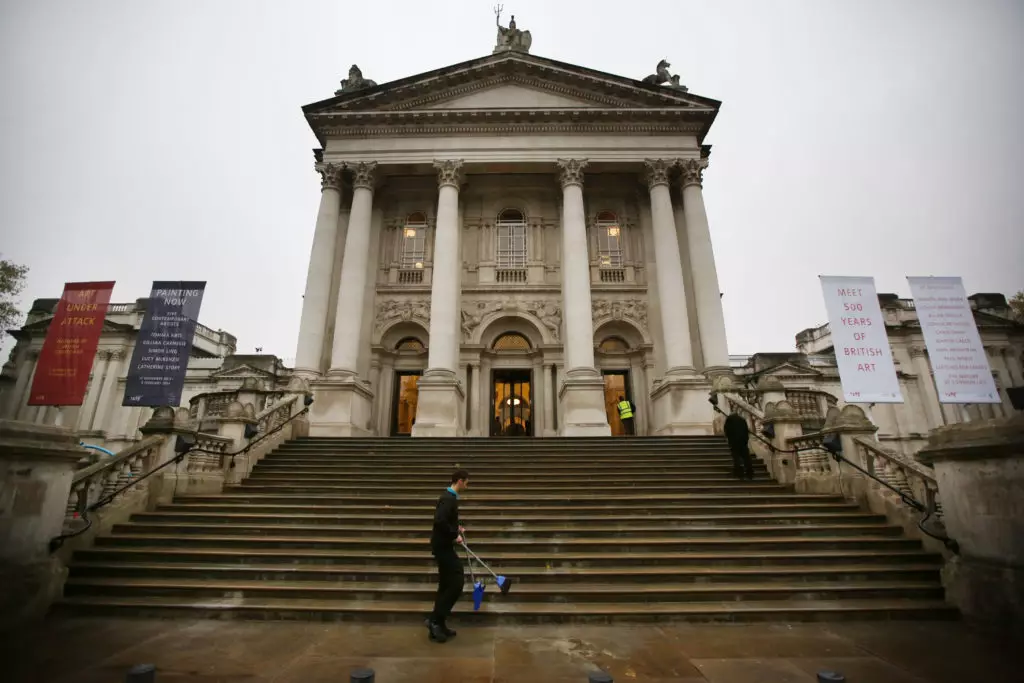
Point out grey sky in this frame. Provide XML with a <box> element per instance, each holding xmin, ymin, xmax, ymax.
<box><xmin>2</xmin><ymin>0</ymin><xmax>1022</xmax><ymax>362</ymax></box>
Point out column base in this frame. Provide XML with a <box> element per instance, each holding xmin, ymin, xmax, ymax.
<box><xmin>308</xmin><ymin>377</ymin><xmax>375</xmax><ymax>437</ymax></box>
<box><xmin>411</xmin><ymin>369</ymin><xmax>465</xmax><ymax>438</ymax></box>
<box><xmin>558</xmin><ymin>368</ymin><xmax>611</xmax><ymax>437</ymax></box>
<box><xmin>650</xmin><ymin>372</ymin><xmax>715</xmax><ymax>435</ymax></box>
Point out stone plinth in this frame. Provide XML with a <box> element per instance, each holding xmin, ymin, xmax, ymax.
<box><xmin>308</xmin><ymin>377</ymin><xmax>374</xmax><ymax>437</ymax></box>
<box><xmin>917</xmin><ymin>414</ymin><xmax>1024</xmax><ymax>631</ymax></box>
<box><xmin>650</xmin><ymin>374</ymin><xmax>714</xmax><ymax>435</ymax></box>
<box><xmin>558</xmin><ymin>369</ymin><xmax>612</xmax><ymax>437</ymax></box>
<box><xmin>411</xmin><ymin>370</ymin><xmax>464</xmax><ymax>437</ymax></box>
<box><xmin>0</xmin><ymin>420</ymin><xmax>88</xmax><ymax>628</ymax></box>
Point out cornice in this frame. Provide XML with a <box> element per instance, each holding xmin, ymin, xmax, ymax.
<box><xmin>320</xmin><ymin>120</ymin><xmax>705</xmax><ymax>138</ymax></box>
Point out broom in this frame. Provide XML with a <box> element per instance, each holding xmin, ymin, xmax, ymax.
<box><xmin>461</xmin><ymin>533</ymin><xmax>513</xmax><ymax>610</ymax></box>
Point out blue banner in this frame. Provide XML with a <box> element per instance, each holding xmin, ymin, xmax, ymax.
<box><xmin>123</xmin><ymin>281</ymin><xmax>206</xmax><ymax>407</ymax></box>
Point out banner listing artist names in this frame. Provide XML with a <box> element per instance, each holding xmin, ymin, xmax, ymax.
<box><xmin>907</xmin><ymin>276</ymin><xmax>999</xmax><ymax>404</ymax></box>
<box><xmin>123</xmin><ymin>281</ymin><xmax>206</xmax><ymax>407</ymax></box>
<box><xmin>28</xmin><ymin>281</ymin><xmax>116</xmax><ymax>406</ymax></box>
<box><xmin>819</xmin><ymin>275</ymin><xmax>903</xmax><ymax>403</ymax></box>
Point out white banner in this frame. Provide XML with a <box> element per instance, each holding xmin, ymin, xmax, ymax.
<box><xmin>820</xmin><ymin>276</ymin><xmax>903</xmax><ymax>403</ymax></box>
<box><xmin>907</xmin><ymin>276</ymin><xmax>1000</xmax><ymax>404</ymax></box>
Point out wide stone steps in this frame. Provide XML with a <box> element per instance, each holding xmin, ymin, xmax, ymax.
<box><xmin>58</xmin><ymin>435</ymin><xmax>953</xmax><ymax>623</ymax></box>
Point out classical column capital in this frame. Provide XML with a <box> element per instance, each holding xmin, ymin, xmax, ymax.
<box><xmin>557</xmin><ymin>158</ymin><xmax>589</xmax><ymax>189</ymax></box>
<box><xmin>644</xmin><ymin>159</ymin><xmax>676</xmax><ymax>189</ymax></box>
<box><xmin>96</xmin><ymin>350</ymin><xmax>112</xmax><ymax>361</ymax></box>
<box><xmin>316</xmin><ymin>162</ymin><xmax>344</xmax><ymax>192</ymax></box>
<box><xmin>434</xmin><ymin>159</ymin><xmax>465</xmax><ymax>189</ymax></box>
<box><xmin>348</xmin><ymin>161</ymin><xmax>378</xmax><ymax>191</ymax></box>
<box><xmin>109</xmin><ymin>349</ymin><xmax>126</xmax><ymax>361</ymax></box>
<box><xmin>679</xmin><ymin>157</ymin><xmax>709</xmax><ymax>188</ymax></box>
<box><xmin>910</xmin><ymin>346</ymin><xmax>928</xmax><ymax>358</ymax></box>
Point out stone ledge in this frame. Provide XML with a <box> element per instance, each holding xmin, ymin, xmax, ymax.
<box><xmin>917</xmin><ymin>414</ymin><xmax>1024</xmax><ymax>464</ymax></box>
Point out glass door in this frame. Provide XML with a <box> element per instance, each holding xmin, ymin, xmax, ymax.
<box><xmin>491</xmin><ymin>370</ymin><xmax>532</xmax><ymax>436</ymax></box>
<box><xmin>390</xmin><ymin>372</ymin><xmax>421</xmax><ymax>436</ymax></box>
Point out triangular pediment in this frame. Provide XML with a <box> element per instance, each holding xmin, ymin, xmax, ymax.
<box><xmin>210</xmin><ymin>364</ymin><xmax>274</xmax><ymax>379</ymax></box>
<box><xmin>762</xmin><ymin>362</ymin><xmax>828</xmax><ymax>378</ymax></box>
<box><xmin>424</xmin><ymin>82</ymin><xmax>600</xmax><ymax>110</ymax></box>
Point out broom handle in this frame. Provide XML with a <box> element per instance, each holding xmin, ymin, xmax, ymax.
<box><xmin>461</xmin><ymin>539</ymin><xmax>501</xmax><ymax>581</ymax></box>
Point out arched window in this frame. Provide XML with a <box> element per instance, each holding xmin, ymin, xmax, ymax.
<box><xmin>401</xmin><ymin>212</ymin><xmax>428</xmax><ymax>269</ymax></box>
<box><xmin>496</xmin><ymin>208</ymin><xmax>527</xmax><ymax>270</ymax></box>
<box><xmin>599</xmin><ymin>336</ymin><xmax>630</xmax><ymax>353</ymax></box>
<box><xmin>492</xmin><ymin>332</ymin><xmax>531</xmax><ymax>351</ymax></box>
<box><xmin>596</xmin><ymin>211</ymin><xmax>623</xmax><ymax>268</ymax></box>
<box><xmin>395</xmin><ymin>337</ymin><xmax>425</xmax><ymax>351</ymax></box>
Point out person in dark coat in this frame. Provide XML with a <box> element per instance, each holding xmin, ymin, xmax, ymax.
<box><xmin>723</xmin><ymin>412</ymin><xmax>754</xmax><ymax>480</ymax></box>
<box><xmin>426</xmin><ymin>469</ymin><xmax>470</xmax><ymax>643</ymax></box>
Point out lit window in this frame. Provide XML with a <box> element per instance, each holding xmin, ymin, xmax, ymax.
<box><xmin>596</xmin><ymin>211</ymin><xmax>623</xmax><ymax>268</ymax></box>
<box><xmin>599</xmin><ymin>337</ymin><xmax>630</xmax><ymax>353</ymax></box>
<box><xmin>496</xmin><ymin>208</ymin><xmax>527</xmax><ymax>270</ymax></box>
<box><xmin>396</xmin><ymin>337</ymin><xmax>425</xmax><ymax>351</ymax></box>
<box><xmin>401</xmin><ymin>212</ymin><xmax>427</xmax><ymax>269</ymax></box>
<box><xmin>492</xmin><ymin>332</ymin><xmax>531</xmax><ymax>351</ymax></box>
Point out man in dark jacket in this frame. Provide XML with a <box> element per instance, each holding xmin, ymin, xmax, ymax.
<box><xmin>427</xmin><ymin>469</ymin><xmax>470</xmax><ymax>643</ymax></box>
<box><xmin>723</xmin><ymin>412</ymin><xmax>754</xmax><ymax>480</ymax></box>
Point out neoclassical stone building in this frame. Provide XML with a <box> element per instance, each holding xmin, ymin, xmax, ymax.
<box><xmin>292</xmin><ymin>34</ymin><xmax>731</xmax><ymax>437</ymax></box>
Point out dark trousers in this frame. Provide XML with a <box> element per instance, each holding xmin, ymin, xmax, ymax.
<box><xmin>729</xmin><ymin>442</ymin><xmax>753</xmax><ymax>479</ymax></box>
<box><xmin>621</xmin><ymin>416</ymin><xmax>635</xmax><ymax>435</ymax></box>
<box><xmin>430</xmin><ymin>546</ymin><xmax>465</xmax><ymax>623</ymax></box>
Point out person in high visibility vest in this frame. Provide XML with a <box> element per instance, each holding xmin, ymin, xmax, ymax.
<box><xmin>616</xmin><ymin>395</ymin><xmax>635</xmax><ymax>435</ymax></box>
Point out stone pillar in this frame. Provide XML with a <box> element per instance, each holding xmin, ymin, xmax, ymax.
<box><xmin>368</xmin><ymin>360</ymin><xmax>381</xmax><ymax>434</ymax></box>
<box><xmin>762</xmin><ymin>401</ymin><xmax>804</xmax><ymax>485</ymax></box>
<box><xmin>294</xmin><ymin>163</ymin><xmax>344</xmax><ymax>378</ymax></box>
<box><xmin>309</xmin><ymin>162</ymin><xmax>377</xmax><ymax>436</ymax></box>
<box><xmin>679</xmin><ymin>156</ymin><xmax>730</xmax><ymax>375</ymax></box>
<box><xmin>5</xmin><ymin>352</ymin><xmax>36</xmax><ymax>420</ymax></box>
<box><xmin>555</xmin><ymin>159</ymin><xmax>610</xmax><ymax>436</ymax></box>
<box><xmin>542</xmin><ymin>361</ymin><xmax>555</xmax><ymax>436</ymax></box>
<box><xmin>645</xmin><ymin>159</ymin><xmax>713</xmax><ymax>435</ymax></box>
<box><xmin>16</xmin><ymin>353</ymin><xmax>41</xmax><ymax>422</ymax></box>
<box><xmin>469</xmin><ymin>362</ymin><xmax>481</xmax><ymax>435</ymax></box>
<box><xmin>91</xmin><ymin>350</ymin><xmax>124</xmax><ymax>436</ymax></box>
<box><xmin>479</xmin><ymin>355</ymin><xmax>492</xmax><ymax>436</ymax></box>
<box><xmin>916</xmin><ymin>415</ymin><xmax>1024</xmax><ymax>631</ymax></box>
<box><xmin>1004</xmin><ymin>348</ymin><xmax>1024</xmax><ymax>385</ymax></box>
<box><xmin>413</xmin><ymin>160</ymin><xmax>466</xmax><ymax>437</ymax></box>
<box><xmin>911</xmin><ymin>347</ymin><xmax>945</xmax><ymax>430</ymax></box>
<box><xmin>532</xmin><ymin>354</ymin><xmax>544</xmax><ymax>435</ymax></box>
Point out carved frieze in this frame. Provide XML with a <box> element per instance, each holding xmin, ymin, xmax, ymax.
<box><xmin>375</xmin><ymin>298</ymin><xmax>431</xmax><ymax>334</ymax></box>
<box><xmin>592</xmin><ymin>298</ymin><xmax>649</xmax><ymax>330</ymax></box>
<box><xmin>460</xmin><ymin>298</ymin><xmax>562</xmax><ymax>342</ymax></box>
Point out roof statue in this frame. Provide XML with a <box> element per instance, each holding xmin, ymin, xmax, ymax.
<box><xmin>493</xmin><ymin>5</ymin><xmax>532</xmax><ymax>54</ymax></box>
<box><xmin>642</xmin><ymin>59</ymin><xmax>688</xmax><ymax>93</ymax></box>
<box><xmin>335</xmin><ymin>64</ymin><xmax>377</xmax><ymax>95</ymax></box>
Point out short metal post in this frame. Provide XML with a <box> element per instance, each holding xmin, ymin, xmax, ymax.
<box><xmin>588</xmin><ymin>672</ymin><xmax>613</xmax><ymax>683</ymax></box>
<box><xmin>125</xmin><ymin>664</ymin><xmax>156</xmax><ymax>683</ymax></box>
<box><xmin>351</xmin><ymin>668</ymin><xmax>375</xmax><ymax>683</ymax></box>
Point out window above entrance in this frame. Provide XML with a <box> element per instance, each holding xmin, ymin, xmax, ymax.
<box><xmin>599</xmin><ymin>336</ymin><xmax>630</xmax><ymax>353</ymax></box>
<box><xmin>493</xmin><ymin>332</ymin><xmax>531</xmax><ymax>351</ymax></box>
<box><xmin>395</xmin><ymin>337</ymin><xmax>425</xmax><ymax>351</ymax></box>
<box><xmin>596</xmin><ymin>211</ymin><xmax>623</xmax><ymax>268</ymax></box>
<box><xmin>401</xmin><ymin>212</ymin><xmax>428</xmax><ymax>270</ymax></box>
<box><xmin>496</xmin><ymin>208</ymin><xmax>527</xmax><ymax>271</ymax></box>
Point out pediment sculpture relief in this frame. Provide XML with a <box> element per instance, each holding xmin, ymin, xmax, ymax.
<box><xmin>375</xmin><ymin>299</ymin><xmax>431</xmax><ymax>333</ymax></box>
<box><xmin>460</xmin><ymin>299</ymin><xmax>562</xmax><ymax>341</ymax></box>
<box><xmin>592</xmin><ymin>298</ymin><xmax>649</xmax><ymax>330</ymax></box>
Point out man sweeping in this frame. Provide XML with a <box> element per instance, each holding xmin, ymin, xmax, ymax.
<box><xmin>426</xmin><ymin>469</ymin><xmax>470</xmax><ymax>643</ymax></box>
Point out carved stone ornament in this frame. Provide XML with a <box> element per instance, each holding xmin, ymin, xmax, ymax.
<box><xmin>523</xmin><ymin>300</ymin><xmax>562</xmax><ymax>341</ymax></box>
<box><xmin>641</xmin><ymin>59</ymin><xmax>688</xmax><ymax>92</ymax></box>
<box><xmin>644</xmin><ymin>159</ymin><xmax>676</xmax><ymax>189</ymax></box>
<box><xmin>461</xmin><ymin>300</ymin><xmax>504</xmax><ymax>340</ymax></box>
<box><xmin>493</xmin><ymin>8</ymin><xmax>532</xmax><ymax>54</ymax></box>
<box><xmin>592</xmin><ymin>298</ymin><xmax>649</xmax><ymax>331</ymax></box>
<box><xmin>909</xmin><ymin>346</ymin><xmax>928</xmax><ymax>358</ymax></box>
<box><xmin>316</xmin><ymin>162</ymin><xmax>344</xmax><ymax>191</ymax></box>
<box><xmin>348</xmin><ymin>161</ymin><xmax>378</xmax><ymax>190</ymax></box>
<box><xmin>679</xmin><ymin>158</ymin><xmax>709</xmax><ymax>188</ymax></box>
<box><xmin>335</xmin><ymin>64</ymin><xmax>377</xmax><ymax>95</ymax></box>
<box><xmin>434</xmin><ymin>159</ymin><xmax>465</xmax><ymax>189</ymax></box>
<box><xmin>375</xmin><ymin>299</ymin><xmax>431</xmax><ymax>333</ymax></box>
<box><xmin>460</xmin><ymin>299</ymin><xmax>562</xmax><ymax>342</ymax></box>
<box><xmin>556</xmin><ymin>158</ymin><xmax>589</xmax><ymax>189</ymax></box>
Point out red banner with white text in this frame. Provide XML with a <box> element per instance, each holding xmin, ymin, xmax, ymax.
<box><xmin>27</xmin><ymin>281</ymin><xmax>116</xmax><ymax>406</ymax></box>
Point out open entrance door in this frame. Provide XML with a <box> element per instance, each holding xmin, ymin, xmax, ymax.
<box><xmin>390</xmin><ymin>372</ymin><xmax>421</xmax><ymax>436</ymax></box>
<box><xmin>602</xmin><ymin>370</ymin><xmax>633</xmax><ymax>436</ymax></box>
<box><xmin>491</xmin><ymin>369</ymin><xmax>533</xmax><ymax>436</ymax></box>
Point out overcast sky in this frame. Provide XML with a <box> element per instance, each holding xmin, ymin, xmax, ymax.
<box><xmin>2</xmin><ymin>0</ymin><xmax>1022</xmax><ymax>362</ymax></box>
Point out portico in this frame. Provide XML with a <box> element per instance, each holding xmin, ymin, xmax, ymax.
<box><xmin>293</xmin><ymin>35</ymin><xmax>730</xmax><ymax>437</ymax></box>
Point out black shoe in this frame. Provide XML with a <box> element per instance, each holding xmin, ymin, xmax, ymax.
<box><xmin>426</xmin><ymin>620</ymin><xmax>448</xmax><ymax>643</ymax></box>
<box><xmin>441</xmin><ymin>622</ymin><xmax>457</xmax><ymax>638</ymax></box>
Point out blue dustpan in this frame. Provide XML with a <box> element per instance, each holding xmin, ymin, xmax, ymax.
<box><xmin>472</xmin><ymin>580</ymin><xmax>485</xmax><ymax>610</ymax></box>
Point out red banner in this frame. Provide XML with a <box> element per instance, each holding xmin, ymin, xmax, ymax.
<box><xmin>28</xmin><ymin>281</ymin><xmax>116</xmax><ymax>406</ymax></box>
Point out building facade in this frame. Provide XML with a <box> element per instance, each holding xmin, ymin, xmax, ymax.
<box><xmin>294</xmin><ymin>30</ymin><xmax>731</xmax><ymax>437</ymax></box>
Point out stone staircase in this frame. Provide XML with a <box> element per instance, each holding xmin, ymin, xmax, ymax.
<box><xmin>57</xmin><ymin>436</ymin><xmax>956</xmax><ymax>623</ymax></box>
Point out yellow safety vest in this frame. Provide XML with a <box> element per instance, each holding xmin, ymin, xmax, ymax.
<box><xmin>617</xmin><ymin>400</ymin><xmax>633</xmax><ymax>419</ymax></box>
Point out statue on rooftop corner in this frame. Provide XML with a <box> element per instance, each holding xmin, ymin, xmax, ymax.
<box><xmin>335</xmin><ymin>65</ymin><xmax>377</xmax><ymax>95</ymax></box>
<box><xmin>493</xmin><ymin>5</ymin><xmax>532</xmax><ymax>54</ymax></box>
<box><xmin>642</xmin><ymin>59</ymin><xmax>689</xmax><ymax>92</ymax></box>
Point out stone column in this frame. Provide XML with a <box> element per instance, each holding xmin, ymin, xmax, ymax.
<box><xmin>368</xmin><ymin>360</ymin><xmax>381</xmax><ymax>434</ymax></box>
<box><xmin>532</xmin><ymin>354</ymin><xmax>544</xmax><ymax>435</ymax></box>
<box><xmin>542</xmin><ymin>361</ymin><xmax>555</xmax><ymax>436</ymax></box>
<box><xmin>469</xmin><ymin>361</ymin><xmax>481</xmax><ymax>435</ymax></box>
<box><xmin>679</xmin><ymin>157</ymin><xmax>730</xmax><ymax>375</ymax></box>
<box><xmin>413</xmin><ymin>160</ymin><xmax>466</xmax><ymax>437</ymax></box>
<box><xmin>91</xmin><ymin>350</ymin><xmax>125</xmax><ymax>436</ymax></box>
<box><xmin>911</xmin><ymin>347</ymin><xmax>945</xmax><ymax>430</ymax></box>
<box><xmin>1003</xmin><ymin>348</ymin><xmax>1023</xmax><ymax>385</ymax></box>
<box><xmin>309</xmin><ymin>162</ymin><xmax>378</xmax><ymax>437</ymax></box>
<box><xmin>479</xmin><ymin>355</ymin><xmax>492</xmax><ymax>436</ymax></box>
<box><xmin>555</xmin><ymin>159</ymin><xmax>610</xmax><ymax>436</ymax></box>
<box><xmin>645</xmin><ymin>159</ymin><xmax>713</xmax><ymax>435</ymax></box>
<box><xmin>294</xmin><ymin>163</ymin><xmax>344</xmax><ymax>378</ymax></box>
<box><xmin>77</xmin><ymin>351</ymin><xmax>109</xmax><ymax>431</ymax></box>
<box><xmin>15</xmin><ymin>353</ymin><xmax>41</xmax><ymax>421</ymax></box>
<box><xmin>4</xmin><ymin>352</ymin><xmax>35</xmax><ymax>420</ymax></box>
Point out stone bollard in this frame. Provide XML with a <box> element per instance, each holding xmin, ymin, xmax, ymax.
<box><xmin>588</xmin><ymin>671</ymin><xmax>613</xmax><ymax>683</ymax></box>
<box><xmin>125</xmin><ymin>663</ymin><xmax>156</xmax><ymax>683</ymax></box>
<box><xmin>350</xmin><ymin>668</ymin><xmax>375</xmax><ymax>682</ymax></box>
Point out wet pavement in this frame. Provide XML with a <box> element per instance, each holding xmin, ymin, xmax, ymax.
<box><xmin>3</xmin><ymin>617</ymin><xmax>1017</xmax><ymax>682</ymax></box>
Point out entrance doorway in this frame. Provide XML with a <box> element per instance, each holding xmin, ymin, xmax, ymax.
<box><xmin>390</xmin><ymin>372</ymin><xmax>421</xmax><ymax>436</ymax></box>
<box><xmin>491</xmin><ymin>369</ymin><xmax>533</xmax><ymax>437</ymax></box>
<box><xmin>602</xmin><ymin>370</ymin><xmax>633</xmax><ymax>436</ymax></box>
